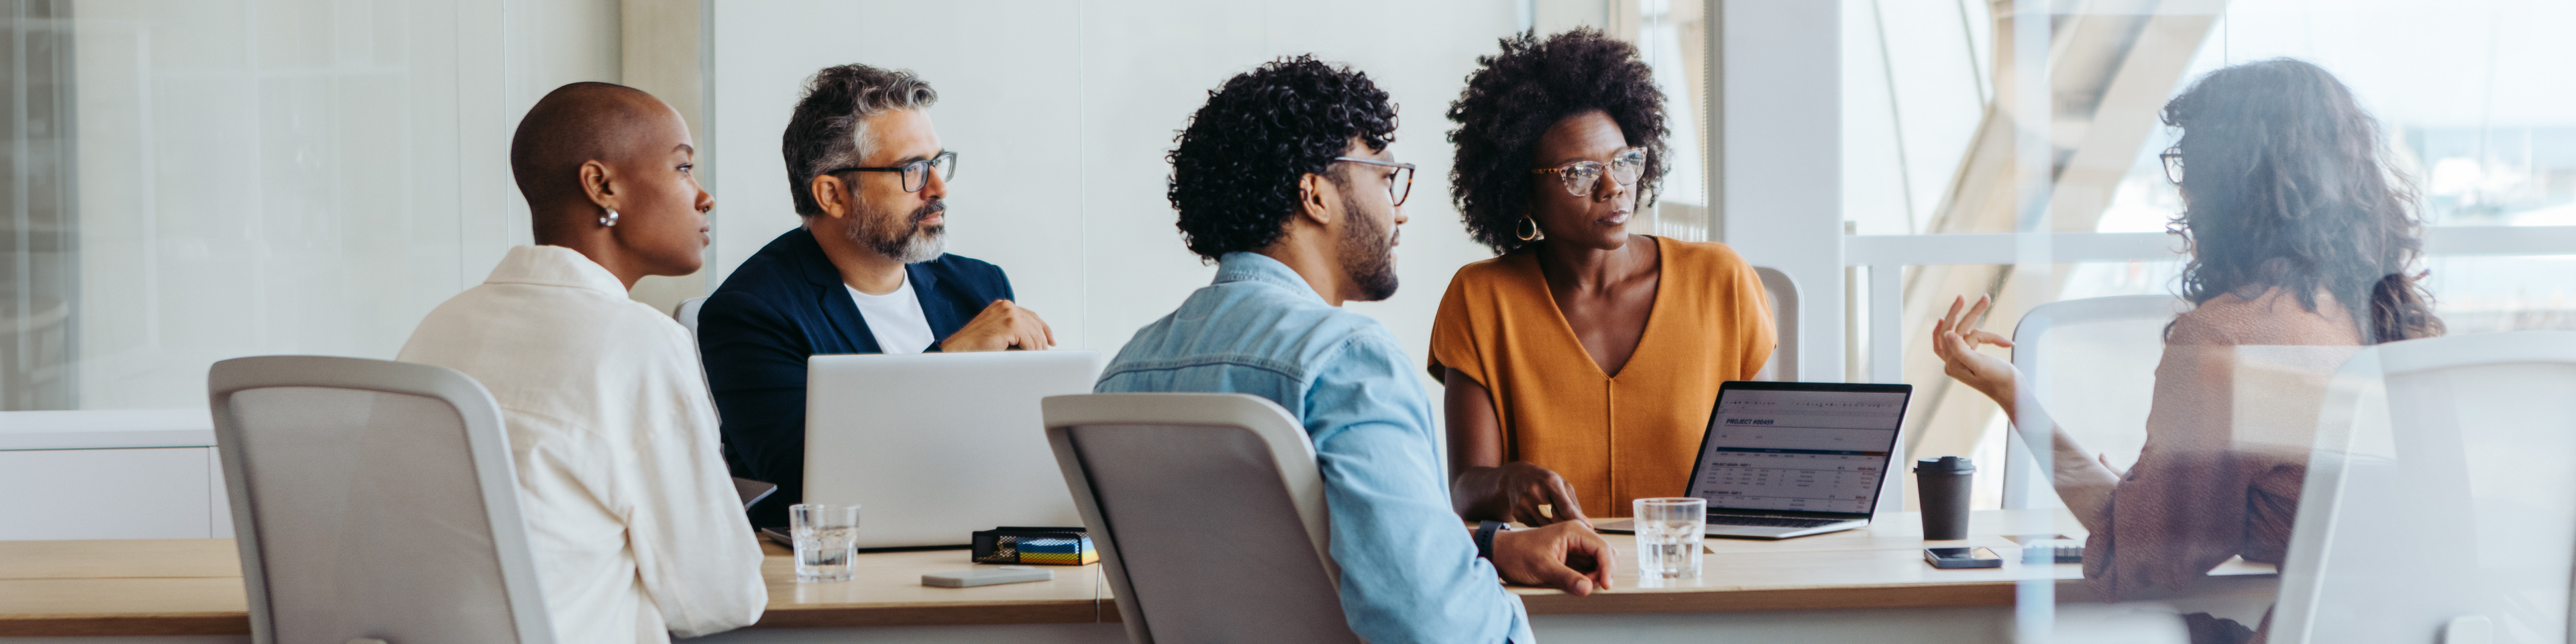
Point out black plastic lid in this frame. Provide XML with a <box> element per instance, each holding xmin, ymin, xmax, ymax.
<box><xmin>1914</xmin><ymin>455</ymin><xmax>1976</xmax><ymax>474</ymax></box>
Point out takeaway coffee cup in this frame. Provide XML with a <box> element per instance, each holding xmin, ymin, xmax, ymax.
<box><xmin>1915</xmin><ymin>456</ymin><xmax>1976</xmax><ymax>541</ymax></box>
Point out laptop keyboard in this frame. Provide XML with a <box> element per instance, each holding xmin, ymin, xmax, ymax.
<box><xmin>1707</xmin><ymin>515</ymin><xmax>1845</xmax><ymax>529</ymax></box>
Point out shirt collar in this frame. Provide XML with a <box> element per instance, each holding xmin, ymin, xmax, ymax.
<box><xmin>482</xmin><ymin>245</ymin><xmax>629</xmax><ymax>297</ymax></box>
<box><xmin>1214</xmin><ymin>252</ymin><xmax>1324</xmax><ymax>304</ymax></box>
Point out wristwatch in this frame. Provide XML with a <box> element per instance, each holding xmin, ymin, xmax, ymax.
<box><xmin>1474</xmin><ymin>520</ymin><xmax>1509</xmax><ymax>559</ymax></box>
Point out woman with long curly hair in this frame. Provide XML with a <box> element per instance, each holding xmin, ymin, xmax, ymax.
<box><xmin>1931</xmin><ymin>58</ymin><xmax>2441</xmax><ymax>642</ymax></box>
<box><xmin>1431</xmin><ymin>28</ymin><xmax>1776</xmax><ymax>527</ymax></box>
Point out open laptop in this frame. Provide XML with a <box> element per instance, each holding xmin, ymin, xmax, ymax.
<box><xmin>1599</xmin><ymin>380</ymin><xmax>1913</xmax><ymax>540</ymax></box>
<box><xmin>802</xmin><ymin>350</ymin><xmax>1101</xmax><ymax>549</ymax></box>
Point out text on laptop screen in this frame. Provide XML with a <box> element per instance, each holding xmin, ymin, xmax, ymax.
<box><xmin>1690</xmin><ymin>388</ymin><xmax>1907</xmax><ymax>514</ymax></box>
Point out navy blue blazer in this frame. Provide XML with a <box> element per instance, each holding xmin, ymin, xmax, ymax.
<box><xmin>698</xmin><ymin>227</ymin><xmax>1015</xmax><ymax>527</ymax></box>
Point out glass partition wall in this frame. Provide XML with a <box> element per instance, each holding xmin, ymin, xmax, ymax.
<box><xmin>0</xmin><ymin>0</ymin><xmax>514</xmax><ymax>413</ymax></box>
<box><xmin>1849</xmin><ymin>0</ymin><xmax>2576</xmax><ymax>641</ymax></box>
<box><xmin>1853</xmin><ymin>0</ymin><xmax>2576</xmax><ymax>510</ymax></box>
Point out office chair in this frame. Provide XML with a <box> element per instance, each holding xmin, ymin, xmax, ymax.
<box><xmin>2000</xmin><ymin>294</ymin><xmax>2193</xmax><ymax>509</ymax></box>
<box><xmin>209</xmin><ymin>356</ymin><xmax>555</xmax><ymax>644</ymax></box>
<box><xmin>1042</xmin><ymin>393</ymin><xmax>1362</xmax><ymax>644</ymax></box>
<box><xmin>2275</xmin><ymin>331</ymin><xmax>2576</xmax><ymax>644</ymax></box>
<box><xmin>667</xmin><ymin>295</ymin><xmax>771</xmax><ymax>504</ymax></box>
<box><xmin>675</xmin><ymin>296</ymin><xmax>709</xmax><ymax>337</ymax></box>
<box><xmin>1752</xmin><ymin>266</ymin><xmax>1801</xmax><ymax>382</ymax></box>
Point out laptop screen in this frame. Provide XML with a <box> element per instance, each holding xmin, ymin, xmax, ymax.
<box><xmin>1683</xmin><ymin>382</ymin><xmax>1913</xmax><ymax>517</ymax></box>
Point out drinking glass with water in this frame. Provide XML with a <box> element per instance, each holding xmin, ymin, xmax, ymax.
<box><xmin>1633</xmin><ymin>497</ymin><xmax>1705</xmax><ymax>579</ymax></box>
<box><xmin>792</xmin><ymin>503</ymin><xmax>861</xmax><ymax>582</ymax></box>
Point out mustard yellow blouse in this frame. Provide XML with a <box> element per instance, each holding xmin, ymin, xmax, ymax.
<box><xmin>1428</xmin><ymin>236</ymin><xmax>1776</xmax><ymax>515</ymax></box>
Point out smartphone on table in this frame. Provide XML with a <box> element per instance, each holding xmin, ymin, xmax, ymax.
<box><xmin>1923</xmin><ymin>547</ymin><xmax>2002</xmax><ymax>569</ymax></box>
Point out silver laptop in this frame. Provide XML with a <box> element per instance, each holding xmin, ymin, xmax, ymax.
<box><xmin>803</xmin><ymin>350</ymin><xmax>1101</xmax><ymax>548</ymax></box>
<box><xmin>1599</xmin><ymin>380</ymin><xmax>1913</xmax><ymax>540</ymax></box>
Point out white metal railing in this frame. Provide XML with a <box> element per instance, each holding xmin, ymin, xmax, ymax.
<box><xmin>1844</xmin><ymin>224</ymin><xmax>2576</xmax><ymax>512</ymax></box>
<box><xmin>1843</xmin><ymin>225</ymin><xmax>2576</xmax><ymax>382</ymax></box>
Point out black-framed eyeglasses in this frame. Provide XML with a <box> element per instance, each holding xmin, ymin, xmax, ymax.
<box><xmin>2159</xmin><ymin>146</ymin><xmax>2184</xmax><ymax>184</ymax></box>
<box><xmin>1532</xmin><ymin>147</ymin><xmax>1647</xmax><ymax>197</ymax></box>
<box><xmin>1332</xmin><ymin>156</ymin><xmax>1417</xmax><ymax>207</ymax></box>
<box><xmin>825</xmin><ymin>150</ymin><xmax>959</xmax><ymax>193</ymax></box>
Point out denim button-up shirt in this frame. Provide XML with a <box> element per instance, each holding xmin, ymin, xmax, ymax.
<box><xmin>1096</xmin><ymin>252</ymin><xmax>1534</xmax><ymax>644</ymax></box>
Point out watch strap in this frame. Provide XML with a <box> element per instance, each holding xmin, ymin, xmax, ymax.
<box><xmin>1474</xmin><ymin>520</ymin><xmax>1509</xmax><ymax>559</ymax></box>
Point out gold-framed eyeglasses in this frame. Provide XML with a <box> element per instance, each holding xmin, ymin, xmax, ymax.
<box><xmin>825</xmin><ymin>150</ymin><xmax>959</xmax><ymax>193</ymax></box>
<box><xmin>1532</xmin><ymin>147</ymin><xmax>1647</xmax><ymax>197</ymax></box>
<box><xmin>2159</xmin><ymin>146</ymin><xmax>2184</xmax><ymax>184</ymax></box>
<box><xmin>1332</xmin><ymin>156</ymin><xmax>1417</xmax><ymax>207</ymax></box>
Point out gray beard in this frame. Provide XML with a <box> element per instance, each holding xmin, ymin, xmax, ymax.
<box><xmin>851</xmin><ymin>203</ymin><xmax>948</xmax><ymax>264</ymax></box>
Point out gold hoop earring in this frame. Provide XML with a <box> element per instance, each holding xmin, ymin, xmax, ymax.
<box><xmin>598</xmin><ymin>209</ymin><xmax>619</xmax><ymax>227</ymax></box>
<box><xmin>1515</xmin><ymin>216</ymin><xmax>1545</xmax><ymax>241</ymax></box>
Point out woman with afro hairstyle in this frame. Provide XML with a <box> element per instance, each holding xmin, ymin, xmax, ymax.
<box><xmin>1430</xmin><ymin>29</ymin><xmax>1776</xmax><ymax>528</ymax></box>
<box><xmin>1931</xmin><ymin>59</ymin><xmax>2439</xmax><ymax>640</ymax></box>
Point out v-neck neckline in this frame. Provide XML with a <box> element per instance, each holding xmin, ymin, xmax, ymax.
<box><xmin>1527</xmin><ymin>235</ymin><xmax>1670</xmax><ymax>380</ymax></box>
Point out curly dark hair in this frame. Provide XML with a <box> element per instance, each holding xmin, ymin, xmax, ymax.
<box><xmin>1447</xmin><ymin>28</ymin><xmax>1668</xmax><ymax>256</ymax></box>
<box><xmin>2162</xmin><ymin>58</ymin><xmax>2443</xmax><ymax>343</ymax></box>
<box><xmin>1167</xmin><ymin>56</ymin><xmax>1397</xmax><ymax>260</ymax></box>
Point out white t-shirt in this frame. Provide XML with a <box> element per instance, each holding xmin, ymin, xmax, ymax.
<box><xmin>847</xmin><ymin>273</ymin><xmax>935</xmax><ymax>354</ymax></box>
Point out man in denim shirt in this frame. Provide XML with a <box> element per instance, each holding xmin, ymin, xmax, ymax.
<box><xmin>1096</xmin><ymin>56</ymin><xmax>1615</xmax><ymax>644</ymax></box>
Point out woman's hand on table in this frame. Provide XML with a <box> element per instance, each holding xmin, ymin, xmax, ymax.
<box><xmin>1930</xmin><ymin>294</ymin><xmax>2020</xmax><ymax>417</ymax></box>
<box><xmin>1456</xmin><ymin>461</ymin><xmax>1591</xmax><ymax>527</ymax></box>
<box><xmin>1491</xmin><ymin>521</ymin><xmax>1616</xmax><ymax>596</ymax></box>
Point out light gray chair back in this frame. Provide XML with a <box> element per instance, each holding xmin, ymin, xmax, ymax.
<box><xmin>1042</xmin><ymin>393</ymin><xmax>1360</xmax><ymax>644</ymax></box>
<box><xmin>676</xmin><ymin>296</ymin><xmax>709</xmax><ymax>337</ymax></box>
<box><xmin>209</xmin><ymin>356</ymin><xmax>553</xmax><ymax>644</ymax></box>
<box><xmin>1752</xmin><ymin>266</ymin><xmax>1800</xmax><ymax>381</ymax></box>
<box><xmin>2276</xmin><ymin>331</ymin><xmax>2576</xmax><ymax>644</ymax></box>
<box><xmin>1999</xmin><ymin>294</ymin><xmax>2192</xmax><ymax>509</ymax></box>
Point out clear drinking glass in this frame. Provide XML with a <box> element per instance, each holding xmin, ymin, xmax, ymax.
<box><xmin>791</xmin><ymin>503</ymin><xmax>861</xmax><ymax>582</ymax></box>
<box><xmin>1633</xmin><ymin>497</ymin><xmax>1706</xmax><ymax>579</ymax></box>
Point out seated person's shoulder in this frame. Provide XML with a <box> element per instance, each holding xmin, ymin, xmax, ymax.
<box><xmin>1194</xmin><ymin>280</ymin><xmax>1389</xmax><ymax>351</ymax></box>
<box><xmin>1334</xmin><ymin>320</ymin><xmax>1410</xmax><ymax>356</ymax></box>
<box><xmin>702</xmin><ymin>284</ymin><xmax>790</xmax><ymax>331</ymax></box>
<box><xmin>922</xmin><ymin>252</ymin><xmax>1004</xmax><ymax>274</ymax></box>
<box><xmin>1657</xmin><ymin>237</ymin><xmax>1758</xmax><ymax>274</ymax></box>
<box><xmin>1440</xmin><ymin>255</ymin><xmax>1534</xmax><ymax>306</ymax></box>
<box><xmin>1309</xmin><ymin>309</ymin><xmax>1413</xmax><ymax>372</ymax></box>
<box><xmin>922</xmin><ymin>253</ymin><xmax>1012</xmax><ymax>291</ymax></box>
<box><xmin>710</xmin><ymin>228</ymin><xmax>821</xmax><ymax>297</ymax></box>
<box><xmin>1449</xmin><ymin>254</ymin><xmax>1518</xmax><ymax>283</ymax></box>
<box><xmin>2169</xmin><ymin>288</ymin><xmax>2363</xmax><ymax>347</ymax></box>
<box><xmin>599</xmin><ymin>299</ymin><xmax>699</xmax><ymax>352</ymax></box>
<box><xmin>713</xmin><ymin>254</ymin><xmax>800</xmax><ymax>297</ymax></box>
<box><xmin>1223</xmin><ymin>278</ymin><xmax>1377</xmax><ymax>329</ymax></box>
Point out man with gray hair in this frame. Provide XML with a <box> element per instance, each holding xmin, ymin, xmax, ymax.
<box><xmin>698</xmin><ymin>63</ymin><xmax>1052</xmax><ymax>527</ymax></box>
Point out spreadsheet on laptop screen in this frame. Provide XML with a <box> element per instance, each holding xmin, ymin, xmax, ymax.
<box><xmin>1689</xmin><ymin>388</ymin><xmax>1908</xmax><ymax>514</ymax></box>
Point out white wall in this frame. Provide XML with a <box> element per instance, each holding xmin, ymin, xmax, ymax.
<box><xmin>705</xmin><ymin>1</ymin><xmax>1524</xmax><ymax>380</ymax></box>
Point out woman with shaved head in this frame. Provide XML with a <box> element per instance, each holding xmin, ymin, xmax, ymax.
<box><xmin>397</xmin><ymin>82</ymin><xmax>765</xmax><ymax>644</ymax></box>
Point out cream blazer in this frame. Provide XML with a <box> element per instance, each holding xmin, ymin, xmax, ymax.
<box><xmin>399</xmin><ymin>245</ymin><xmax>765</xmax><ymax>643</ymax></box>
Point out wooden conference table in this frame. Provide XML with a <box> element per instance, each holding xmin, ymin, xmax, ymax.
<box><xmin>0</xmin><ymin>510</ymin><xmax>2276</xmax><ymax>641</ymax></box>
